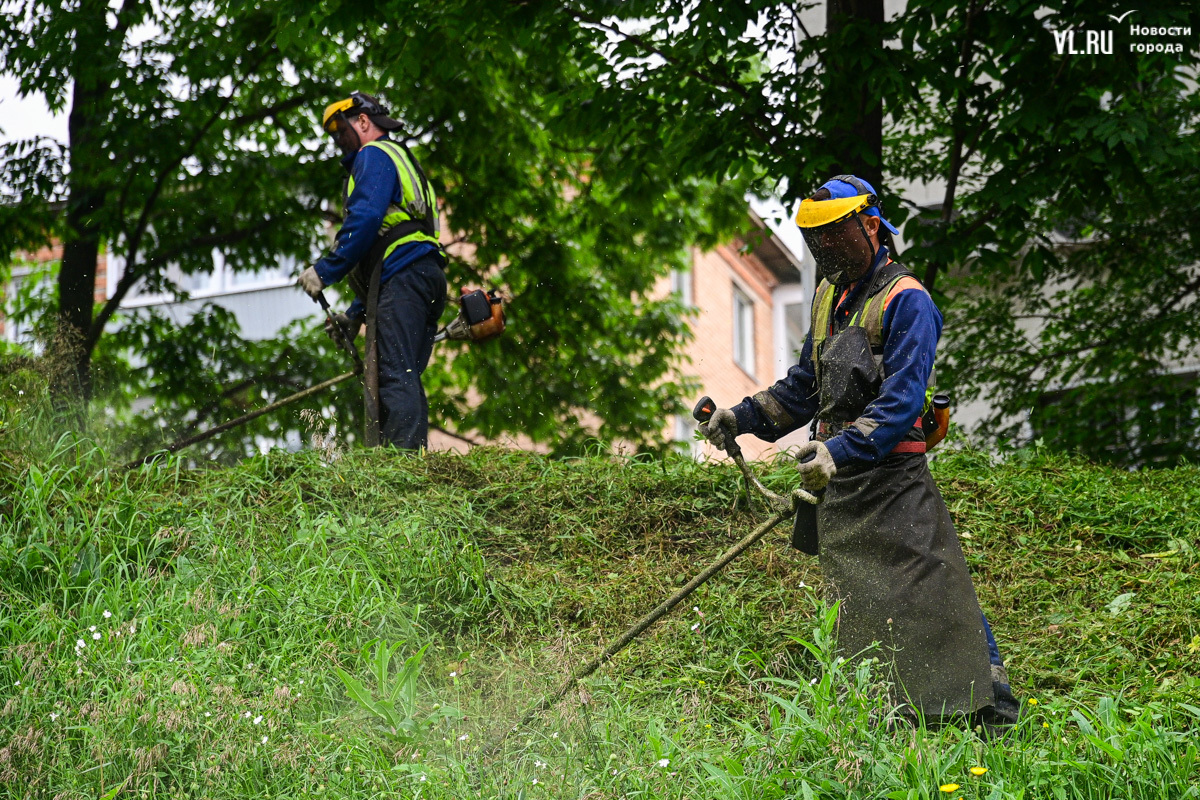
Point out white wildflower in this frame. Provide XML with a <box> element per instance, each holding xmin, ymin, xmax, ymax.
<box><xmin>657</xmin><ymin>758</ymin><xmax>670</xmax><ymax>768</ymax></box>
<box><xmin>92</xmin><ymin>632</ymin><xmax>101</xmax><ymax>640</ymax></box>
<box><xmin>244</xmin><ymin>711</ymin><xmax>252</xmax><ymax>719</ymax></box>
<box><xmin>531</xmin><ymin>778</ymin><xmax>539</xmax><ymax>785</ymax></box>
<box><xmin>299</xmin><ymin>679</ymin><xmax>304</xmax><ymax>685</ymax></box>
<box><xmin>691</xmin><ymin>622</ymin><xmax>700</xmax><ymax>631</ymax></box>
<box><xmin>254</xmin><ymin>715</ymin><xmax>263</xmax><ymax>725</ymax></box>
<box><xmin>535</xmin><ymin>760</ymin><xmax>546</xmax><ymax>769</ymax></box>
<box><xmin>75</xmin><ymin>639</ymin><xmax>85</xmax><ymax>649</ymax></box>
<box><xmin>551</xmin><ymin>732</ymin><xmax>559</xmax><ymax>739</ymax></box>
<box><xmin>13</xmin><ymin>681</ymin><xmax>18</xmax><ymax>686</ymax></box>
<box><xmin>205</xmin><ymin>712</ymin><xmax>211</xmax><ymax>718</ymax></box>
<box><xmin>261</xmin><ymin>735</ymin><xmax>268</xmax><ymax>744</ymax></box>
<box><xmin>449</xmin><ymin>671</ymin><xmax>457</xmax><ymax>677</ymax></box>
<box><xmin>89</xmin><ymin>626</ymin><xmax>96</xmax><ymax>632</ymax></box>
<box><xmin>50</xmin><ymin>712</ymin><xmax>59</xmax><ymax>721</ymax></box>
<box><xmin>419</xmin><ymin>775</ymin><xmax>427</xmax><ymax>783</ymax></box>
<box><xmin>103</xmin><ymin>610</ymin><xmax>112</xmax><ymax>619</ymax></box>
<box><xmin>458</xmin><ymin>733</ymin><xmax>469</xmax><ymax>741</ymax></box>
<box><xmin>798</xmin><ymin>581</ymin><xmax>807</xmax><ymax>589</ymax></box>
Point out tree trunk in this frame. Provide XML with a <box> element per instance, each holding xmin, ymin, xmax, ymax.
<box><xmin>821</xmin><ymin>0</ymin><xmax>895</xmax><ymax>252</ymax></box>
<box><xmin>53</xmin><ymin>0</ymin><xmax>113</xmax><ymax>404</ymax></box>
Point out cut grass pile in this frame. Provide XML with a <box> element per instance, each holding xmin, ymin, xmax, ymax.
<box><xmin>1</xmin><ymin>434</ymin><xmax>1198</xmax><ymax>799</ymax></box>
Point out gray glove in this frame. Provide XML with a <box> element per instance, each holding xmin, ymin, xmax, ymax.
<box><xmin>324</xmin><ymin>312</ymin><xmax>362</xmax><ymax>343</ymax></box>
<box><xmin>796</xmin><ymin>440</ymin><xmax>836</xmax><ymax>492</ymax></box>
<box><xmin>297</xmin><ymin>266</ymin><xmax>324</xmax><ymax>299</ymax></box>
<box><xmin>699</xmin><ymin>407</ymin><xmax>739</xmax><ymax>453</ymax></box>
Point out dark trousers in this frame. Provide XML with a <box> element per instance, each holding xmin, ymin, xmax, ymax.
<box><xmin>376</xmin><ymin>255</ymin><xmax>446</xmax><ymax>449</ymax></box>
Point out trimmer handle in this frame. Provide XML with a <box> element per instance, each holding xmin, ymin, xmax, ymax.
<box><xmin>692</xmin><ymin>395</ymin><xmax>717</xmax><ymax>423</ymax></box>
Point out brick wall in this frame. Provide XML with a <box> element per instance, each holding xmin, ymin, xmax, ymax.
<box><xmin>675</xmin><ymin>242</ymin><xmax>808</xmax><ymax>462</ymax></box>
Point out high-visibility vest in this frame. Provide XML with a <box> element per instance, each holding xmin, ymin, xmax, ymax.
<box><xmin>343</xmin><ymin>138</ymin><xmax>442</xmax><ymax>262</ymax></box>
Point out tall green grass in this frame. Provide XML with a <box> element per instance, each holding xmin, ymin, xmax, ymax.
<box><xmin>1</xmin><ymin>418</ymin><xmax>1198</xmax><ymax>797</ymax></box>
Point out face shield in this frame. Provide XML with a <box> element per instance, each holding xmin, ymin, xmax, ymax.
<box><xmin>795</xmin><ymin>194</ymin><xmax>880</xmax><ymax>285</ymax></box>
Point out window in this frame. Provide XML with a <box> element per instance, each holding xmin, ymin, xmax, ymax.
<box><xmin>732</xmin><ymin>285</ymin><xmax>755</xmax><ymax>376</ymax></box>
<box><xmin>112</xmin><ymin>249</ymin><xmax>297</xmax><ymax>306</ymax></box>
<box><xmin>669</xmin><ymin>268</ymin><xmax>693</xmax><ymax>307</ymax></box>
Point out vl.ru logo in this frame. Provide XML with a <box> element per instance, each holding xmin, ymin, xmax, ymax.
<box><xmin>1053</xmin><ymin>28</ymin><xmax>1114</xmax><ymax>55</ymax></box>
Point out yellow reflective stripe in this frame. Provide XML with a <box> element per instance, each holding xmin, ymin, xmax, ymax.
<box><xmin>347</xmin><ymin>175</ymin><xmax>356</xmax><ymax>197</ymax></box>
<box><xmin>364</xmin><ymin>140</ymin><xmax>430</xmax><ymax>221</ymax></box>
<box><xmin>811</xmin><ymin>281</ymin><xmax>835</xmax><ymax>385</ymax></box>
<box><xmin>383</xmin><ymin>231</ymin><xmax>440</xmax><ymax>260</ymax></box>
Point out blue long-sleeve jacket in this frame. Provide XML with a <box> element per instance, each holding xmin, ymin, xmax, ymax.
<box><xmin>731</xmin><ymin>248</ymin><xmax>941</xmax><ymax>468</ymax></box>
<box><xmin>313</xmin><ymin>135</ymin><xmax>438</xmax><ymax>319</ymax></box>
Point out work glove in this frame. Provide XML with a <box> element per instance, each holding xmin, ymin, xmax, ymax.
<box><xmin>795</xmin><ymin>440</ymin><xmax>837</xmax><ymax>492</ymax></box>
<box><xmin>297</xmin><ymin>266</ymin><xmax>324</xmax><ymax>299</ymax></box>
<box><xmin>324</xmin><ymin>312</ymin><xmax>363</xmax><ymax>342</ymax></box>
<box><xmin>699</xmin><ymin>407</ymin><xmax>739</xmax><ymax>453</ymax></box>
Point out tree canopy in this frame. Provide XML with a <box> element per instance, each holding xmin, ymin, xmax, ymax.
<box><xmin>3</xmin><ymin>0</ymin><xmax>1198</xmax><ymax>463</ymax></box>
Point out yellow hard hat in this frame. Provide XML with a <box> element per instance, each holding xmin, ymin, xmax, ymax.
<box><xmin>794</xmin><ymin>194</ymin><xmax>876</xmax><ymax>229</ymax></box>
<box><xmin>321</xmin><ymin>92</ymin><xmax>403</xmax><ymax>134</ymax></box>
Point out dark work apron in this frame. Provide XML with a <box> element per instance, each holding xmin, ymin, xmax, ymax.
<box><xmin>812</xmin><ymin>262</ymin><xmax>993</xmax><ymax>718</ymax></box>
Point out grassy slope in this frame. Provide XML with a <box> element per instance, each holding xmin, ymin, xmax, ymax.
<box><xmin>1</xmin><ymin>440</ymin><xmax>1198</xmax><ymax>799</ymax></box>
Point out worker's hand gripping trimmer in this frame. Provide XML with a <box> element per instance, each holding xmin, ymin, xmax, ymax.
<box><xmin>692</xmin><ymin>396</ymin><xmax>820</xmax><ymax>514</ymax></box>
<box><xmin>315</xmin><ymin>291</ymin><xmax>364</xmax><ymax>374</ymax></box>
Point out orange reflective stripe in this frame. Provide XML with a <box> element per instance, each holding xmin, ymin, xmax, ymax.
<box><xmin>883</xmin><ymin>276</ymin><xmax>927</xmax><ymax>311</ymax></box>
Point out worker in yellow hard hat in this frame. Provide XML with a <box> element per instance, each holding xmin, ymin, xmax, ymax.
<box><xmin>297</xmin><ymin>91</ymin><xmax>447</xmax><ymax>448</ymax></box>
<box><xmin>699</xmin><ymin>175</ymin><xmax>1020</xmax><ymax>736</ymax></box>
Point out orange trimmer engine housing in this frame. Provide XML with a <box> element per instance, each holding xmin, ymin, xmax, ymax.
<box><xmin>439</xmin><ymin>288</ymin><xmax>506</xmax><ymax>343</ymax></box>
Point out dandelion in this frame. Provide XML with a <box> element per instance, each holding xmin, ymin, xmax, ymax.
<box><xmin>92</xmin><ymin>632</ymin><xmax>101</xmax><ymax>640</ymax></box>
<box><xmin>458</xmin><ymin>733</ymin><xmax>469</xmax><ymax>741</ymax></box>
<box><xmin>254</xmin><ymin>715</ymin><xmax>263</xmax><ymax>725</ymax></box>
<box><xmin>1043</xmin><ymin>721</ymin><xmax>1050</xmax><ymax>728</ymax></box>
<box><xmin>970</xmin><ymin>767</ymin><xmax>988</xmax><ymax>776</ymax></box>
<box><xmin>103</xmin><ymin>610</ymin><xmax>112</xmax><ymax>619</ymax></box>
<box><xmin>657</xmin><ymin>758</ymin><xmax>670</xmax><ymax>768</ymax></box>
<box><xmin>1028</xmin><ymin>698</ymin><xmax>1038</xmax><ymax>706</ymax></box>
<box><xmin>939</xmin><ymin>784</ymin><xmax>960</xmax><ymax>793</ymax></box>
<box><xmin>705</xmin><ymin>724</ymin><xmax>712</xmax><ymax>729</ymax></box>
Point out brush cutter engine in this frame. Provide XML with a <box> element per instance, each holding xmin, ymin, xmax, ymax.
<box><xmin>435</xmin><ymin>288</ymin><xmax>506</xmax><ymax>343</ymax></box>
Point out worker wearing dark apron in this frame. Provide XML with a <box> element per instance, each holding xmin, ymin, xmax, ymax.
<box><xmin>700</xmin><ymin>176</ymin><xmax>1019</xmax><ymax>733</ymax></box>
